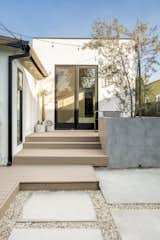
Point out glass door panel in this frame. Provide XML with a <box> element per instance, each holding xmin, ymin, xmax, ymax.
<box><xmin>78</xmin><ymin>66</ymin><xmax>97</xmax><ymax>129</ymax></box>
<box><xmin>55</xmin><ymin>66</ymin><xmax>75</xmax><ymax>128</ymax></box>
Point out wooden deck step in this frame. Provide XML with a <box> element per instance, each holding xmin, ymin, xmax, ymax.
<box><xmin>26</xmin><ymin>136</ymin><xmax>99</xmax><ymax>142</ymax></box>
<box><xmin>25</xmin><ymin>131</ymin><xmax>99</xmax><ymax>143</ymax></box>
<box><xmin>14</xmin><ymin>149</ymin><xmax>107</xmax><ymax>166</ymax></box>
<box><xmin>23</xmin><ymin>141</ymin><xmax>101</xmax><ymax>149</ymax></box>
<box><xmin>0</xmin><ymin>165</ymin><xmax>99</xmax><ymax>218</ymax></box>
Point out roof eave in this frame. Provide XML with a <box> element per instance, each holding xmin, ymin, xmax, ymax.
<box><xmin>19</xmin><ymin>46</ymin><xmax>48</xmax><ymax>80</ymax></box>
<box><xmin>0</xmin><ymin>35</ymin><xmax>48</xmax><ymax>80</ymax></box>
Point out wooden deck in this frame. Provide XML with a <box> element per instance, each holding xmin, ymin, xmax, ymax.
<box><xmin>0</xmin><ymin>165</ymin><xmax>99</xmax><ymax>219</ymax></box>
<box><xmin>0</xmin><ymin>131</ymin><xmax>106</xmax><ymax>219</ymax></box>
<box><xmin>14</xmin><ymin>131</ymin><xmax>107</xmax><ymax>166</ymax></box>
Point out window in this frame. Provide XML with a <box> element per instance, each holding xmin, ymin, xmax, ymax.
<box><xmin>17</xmin><ymin>69</ymin><xmax>23</xmax><ymax>145</ymax></box>
<box><xmin>156</xmin><ymin>95</ymin><xmax>160</xmax><ymax>113</ymax></box>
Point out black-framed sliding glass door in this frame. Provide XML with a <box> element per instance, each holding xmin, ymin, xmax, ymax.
<box><xmin>55</xmin><ymin>65</ymin><xmax>98</xmax><ymax>129</ymax></box>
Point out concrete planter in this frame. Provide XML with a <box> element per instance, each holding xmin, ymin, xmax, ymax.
<box><xmin>99</xmin><ymin>117</ymin><xmax>160</xmax><ymax>168</ymax></box>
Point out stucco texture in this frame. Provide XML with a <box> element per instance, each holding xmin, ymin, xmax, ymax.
<box><xmin>99</xmin><ymin>117</ymin><xmax>160</xmax><ymax>168</ymax></box>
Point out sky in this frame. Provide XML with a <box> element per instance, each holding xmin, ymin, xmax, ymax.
<box><xmin>0</xmin><ymin>0</ymin><xmax>159</xmax><ymax>80</ymax></box>
<box><xmin>0</xmin><ymin>0</ymin><xmax>160</xmax><ymax>38</ymax></box>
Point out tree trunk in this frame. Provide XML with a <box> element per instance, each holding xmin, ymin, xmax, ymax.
<box><xmin>120</xmin><ymin>55</ymin><xmax>134</xmax><ymax>118</ymax></box>
<box><xmin>130</xmin><ymin>94</ymin><xmax>133</xmax><ymax>118</ymax></box>
<box><xmin>137</xmin><ymin>41</ymin><xmax>142</xmax><ymax>116</ymax></box>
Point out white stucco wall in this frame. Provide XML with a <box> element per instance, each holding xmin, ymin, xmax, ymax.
<box><xmin>32</xmin><ymin>38</ymin><xmax>135</xmax><ymax>125</ymax></box>
<box><xmin>0</xmin><ymin>50</ymin><xmax>10</xmax><ymax>165</ymax></box>
<box><xmin>12</xmin><ymin>60</ymin><xmax>39</xmax><ymax>156</ymax></box>
<box><xmin>0</xmin><ymin>50</ymin><xmax>39</xmax><ymax>165</ymax></box>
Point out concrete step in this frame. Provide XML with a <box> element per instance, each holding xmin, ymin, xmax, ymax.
<box><xmin>14</xmin><ymin>149</ymin><xmax>107</xmax><ymax>166</ymax></box>
<box><xmin>23</xmin><ymin>142</ymin><xmax>101</xmax><ymax>149</ymax></box>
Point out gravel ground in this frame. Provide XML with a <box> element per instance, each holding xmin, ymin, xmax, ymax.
<box><xmin>1</xmin><ymin>190</ymin><xmax>160</xmax><ymax>240</ymax></box>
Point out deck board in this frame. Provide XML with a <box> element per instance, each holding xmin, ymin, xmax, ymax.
<box><xmin>28</xmin><ymin>130</ymin><xmax>99</xmax><ymax>137</ymax></box>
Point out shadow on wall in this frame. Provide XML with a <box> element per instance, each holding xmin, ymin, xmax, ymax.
<box><xmin>98</xmin><ymin>98</ymin><xmax>122</xmax><ymax>115</ymax></box>
<box><xmin>24</xmin><ymin>70</ymin><xmax>37</xmax><ymax>99</ymax></box>
<box><xmin>99</xmin><ymin>96</ymin><xmax>133</xmax><ymax>117</ymax></box>
<box><xmin>37</xmin><ymin>75</ymin><xmax>55</xmax><ymax>122</ymax></box>
<box><xmin>23</xmin><ymin>70</ymin><xmax>39</xmax><ymax>136</ymax></box>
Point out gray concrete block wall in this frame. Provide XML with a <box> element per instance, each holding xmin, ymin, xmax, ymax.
<box><xmin>99</xmin><ymin>118</ymin><xmax>106</xmax><ymax>154</ymax></box>
<box><xmin>99</xmin><ymin>117</ymin><xmax>160</xmax><ymax>168</ymax></box>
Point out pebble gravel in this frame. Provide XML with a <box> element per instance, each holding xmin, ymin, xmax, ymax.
<box><xmin>1</xmin><ymin>190</ymin><xmax>160</xmax><ymax>240</ymax></box>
